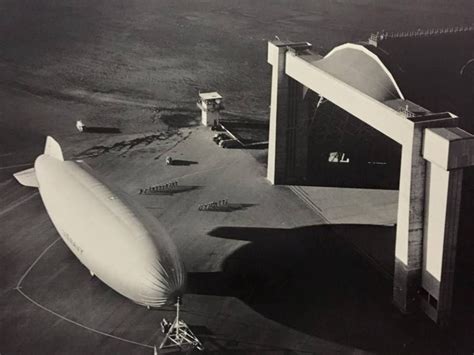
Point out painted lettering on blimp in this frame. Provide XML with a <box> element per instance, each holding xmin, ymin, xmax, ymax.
<box><xmin>62</xmin><ymin>231</ymin><xmax>84</xmax><ymax>254</ymax></box>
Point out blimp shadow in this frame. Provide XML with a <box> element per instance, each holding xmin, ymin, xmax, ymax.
<box><xmin>185</xmin><ymin>224</ymin><xmax>439</xmax><ymax>351</ymax></box>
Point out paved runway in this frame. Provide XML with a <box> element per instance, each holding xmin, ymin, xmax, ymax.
<box><xmin>2</xmin><ymin>125</ymin><xmax>472</xmax><ymax>354</ymax></box>
<box><xmin>0</xmin><ymin>126</ymin><xmax>351</xmax><ymax>354</ymax></box>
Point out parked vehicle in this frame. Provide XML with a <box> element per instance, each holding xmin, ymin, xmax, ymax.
<box><xmin>213</xmin><ymin>133</ymin><xmax>229</xmax><ymax>144</ymax></box>
<box><xmin>219</xmin><ymin>139</ymin><xmax>241</xmax><ymax>148</ymax></box>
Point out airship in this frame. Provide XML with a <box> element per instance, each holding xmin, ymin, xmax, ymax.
<box><xmin>14</xmin><ymin>136</ymin><xmax>186</xmax><ymax>308</ymax></box>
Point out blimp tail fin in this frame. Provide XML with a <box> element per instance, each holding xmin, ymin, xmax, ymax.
<box><xmin>14</xmin><ymin>168</ymin><xmax>39</xmax><ymax>188</ymax></box>
<box><xmin>44</xmin><ymin>136</ymin><xmax>64</xmax><ymax>161</ymax></box>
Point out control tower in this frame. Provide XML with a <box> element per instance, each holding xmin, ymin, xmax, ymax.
<box><xmin>197</xmin><ymin>92</ymin><xmax>223</xmax><ymax>127</ymax></box>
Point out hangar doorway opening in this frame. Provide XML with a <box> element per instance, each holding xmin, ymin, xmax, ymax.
<box><xmin>304</xmin><ymin>90</ymin><xmax>401</xmax><ymax>189</ymax></box>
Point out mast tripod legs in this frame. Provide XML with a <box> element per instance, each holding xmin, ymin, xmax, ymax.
<box><xmin>157</xmin><ymin>297</ymin><xmax>204</xmax><ymax>352</ymax></box>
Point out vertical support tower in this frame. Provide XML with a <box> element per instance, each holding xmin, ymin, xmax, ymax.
<box><xmin>421</xmin><ymin>127</ymin><xmax>474</xmax><ymax>326</ymax></box>
<box><xmin>267</xmin><ymin>41</ymin><xmax>312</xmax><ymax>185</ymax></box>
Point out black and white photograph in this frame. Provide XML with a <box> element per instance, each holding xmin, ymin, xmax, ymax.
<box><xmin>0</xmin><ymin>0</ymin><xmax>473</xmax><ymax>354</ymax></box>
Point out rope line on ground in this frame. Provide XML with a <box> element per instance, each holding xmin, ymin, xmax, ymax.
<box><xmin>15</xmin><ymin>238</ymin><xmax>61</xmax><ymax>288</ymax></box>
<box><xmin>15</xmin><ymin>237</ymin><xmax>154</xmax><ymax>351</ymax></box>
<box><xmin>0</xmin><ymin>191</ymin><xmax>39</xmax><ymax>218</ymax></box>
<box><xmin>0</xmin><ymin>162</ymin><xmax>33</xmax><ymax>171</ymax></box>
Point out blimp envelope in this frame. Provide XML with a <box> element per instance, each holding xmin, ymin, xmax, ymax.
<box><xmin>14</xmin><ymin>136</ymin><xmax>186</xmax><ymax>308</ymax></box>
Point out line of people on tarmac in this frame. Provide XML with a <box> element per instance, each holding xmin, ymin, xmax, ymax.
<box><xmin>139</xmin><ymin>181</ymin><xmax>178</xmax><ymax>194</ymax></box>
<box><xmin>198</xmin><ymin>199</ymin><xmax>228</xmax><ymax>211</ymax></box>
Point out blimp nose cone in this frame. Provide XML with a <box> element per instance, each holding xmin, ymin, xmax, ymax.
<box><xmin>136</xmin><ymin>258</ymin><xmax>186</xmax><ymax>308</ymax></box>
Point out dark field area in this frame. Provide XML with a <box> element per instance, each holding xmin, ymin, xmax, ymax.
<box><xmin>1</xmin><ymin>0</ymin><xmax>473</xmax><ymax>155</ymax></box>
<box><xmin>1</xmin><ymin>0</ymin><xmax>473</xmax><ymax>354</ymax></box>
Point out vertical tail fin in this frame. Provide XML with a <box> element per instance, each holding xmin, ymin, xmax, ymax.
<box><xmin>44</xmin><ymin>136</ymin><xmax>64</xmax><ymax>161</ymax></box>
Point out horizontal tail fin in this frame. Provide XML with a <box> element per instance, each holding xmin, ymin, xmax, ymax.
<box><xmin>45</xmin><ymin>136</ymin><xmax>64</xmax><ymax>161</ymax></box>
<box><xmin>13</xmin><ymin>136</ymin><xmax>63</xmax><ymax>187</ymax></box>
<box><xmin>13</xmin><ymin>168</ymin><xmax>39</xmax><ymax>187</ymax></box>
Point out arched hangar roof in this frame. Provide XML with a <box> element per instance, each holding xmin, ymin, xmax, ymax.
<box><xmin>314</xmin><ymin>43</ymin><xmax>405</xmax><ymax>102</ymax></box>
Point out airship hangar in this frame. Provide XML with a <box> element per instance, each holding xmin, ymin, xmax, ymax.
<box><xmin>1</xmin><ymin>2</ymin><xmax>474</xmax><ymax>354</ymax></box>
